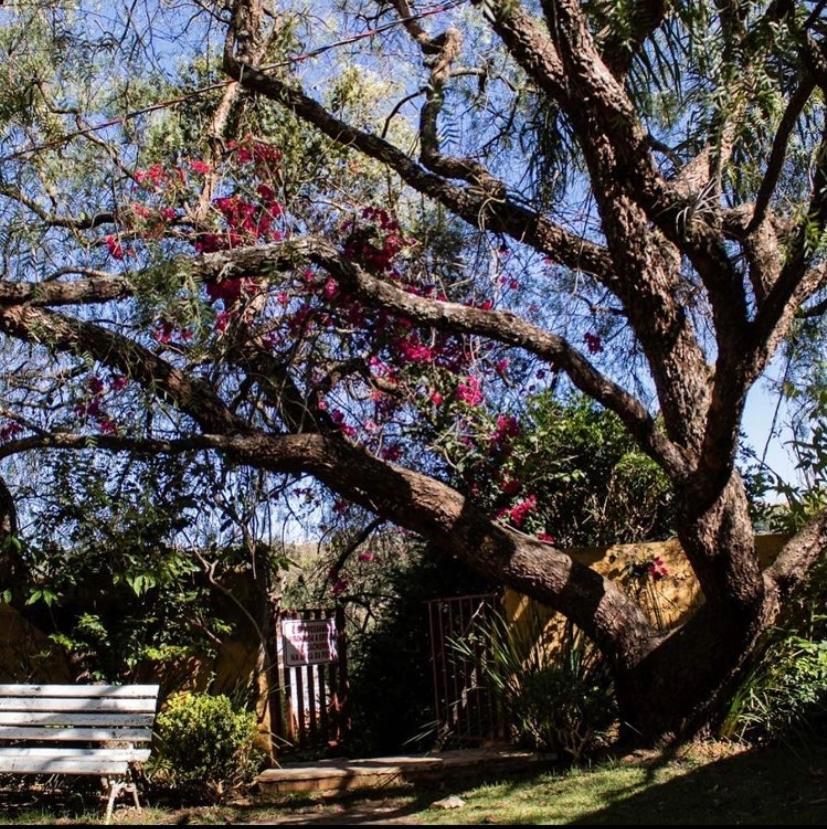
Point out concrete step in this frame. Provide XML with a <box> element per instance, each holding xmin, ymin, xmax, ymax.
<box><xmin>256</xmin><ymin>748</ymin><xmax>549</xmax><ymax>798</ymax></box>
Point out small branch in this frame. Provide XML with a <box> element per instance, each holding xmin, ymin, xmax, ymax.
<box><xmin>748</xmin><ymin>78</ymin><xmax>816</xmax><ymax>233</ymax></box>
<box><xmin>765</xmin><ymin>508</ymin><xmax>827</xmax><ymax>603</ymax></box>
<box><xmin>318</xmin><ymin>517</ymin><xmax>384</xmax><ymax>600</ymax></box>
<box><xmin>0</xmin><ymin>183</ymin><xmax>116</xmax><ymax>230</ymax></box>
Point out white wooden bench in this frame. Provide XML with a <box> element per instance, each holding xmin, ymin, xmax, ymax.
<box><xmin>0</xmin><ymin>684</ymin><xmax>159</xmax><ymax>822</ymax></box>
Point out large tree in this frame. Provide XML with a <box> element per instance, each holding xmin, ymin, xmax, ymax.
<box><xmin>1</xmin><ymin>0</ymin><xmax>826</xmax><ymax>742</ymax></box>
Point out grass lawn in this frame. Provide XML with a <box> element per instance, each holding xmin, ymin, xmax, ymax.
<box><xmin>1</xmin><ymin>741</ymin><xmax>826</xmax><ymax>825</ymax></box>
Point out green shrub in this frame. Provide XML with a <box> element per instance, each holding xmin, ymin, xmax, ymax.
<box><xmin>151</xmin><ymin>692</ymin><xmax>264</xmax><ymax>799</ymax></box>
<box><xmin>452</xmin><ymin>610</ymin><xmax>616</xmax><ymax>761</ymax></box>
<box><xmin>342</xmin><ymin>545</ymin><xmax>493</xmax><ymax>757</ymax></box>
<box><xmin>723</xmin><ymin>559</ymin><xmax>827</xmax><ymax>744</ymax></box>
<box><xmin>722</xmin><ymin>633</ymin><xmax>827</xmax><ymax>743</ymax></box>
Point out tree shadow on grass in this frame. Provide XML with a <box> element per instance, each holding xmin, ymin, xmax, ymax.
<box><xmin>569</xmin><ymin>741</ymin><xmax>827</xmax><ymax>825</ymax></box>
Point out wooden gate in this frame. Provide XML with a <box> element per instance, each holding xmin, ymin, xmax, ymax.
<box><xmin>427</xmin><ymin>593</ymin><xmax>507</xmax><ymax>743</ymax></box>
<box><xmin>270</xmin><ymin>607</ymin><xmax>349</xmax><ymax>753</ymax></box>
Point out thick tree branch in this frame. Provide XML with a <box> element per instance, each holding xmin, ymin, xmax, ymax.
<box><xmin>308</xmin><ymin>244</ymin><xmax>689</xmax><ymax>477</ymax></box>
<box><xmin>751</xmin><ymin>124</ymin><xmax>827</xmax><ymax>355</ymax></box>
<box><xmin>748</xmin><ymin>78</ymin><xmax>816</xmax><ymax>232</ymax></box>
<box><xmin>0</xmin><ymin>305</ymin><xmax>247</xmax><ymax>435</ymax></box>
<box><xmin>388</xmin><ymin>1</ymin><xmax>506</xmax><ymax>192</ymax></box>
<box><xmin>223</xmin><ymin>37</ymin><xmax>613</xmax><ymax>283</ymax></box>
<box><xmin>0</xmin><ymin>426</ymin><xmax>658</xmax><ymax>662</ymax></box>
<box><xmin>597</xmin><ymin>0</ymin><xmax>670</xmax><ymax>77</ymax></box>
<box><xmin>0</xmin><ymin>276</ymin><xmax>132</xmax><ymax>307</ymax></box>
<box><xmin>1</xmin><ymin>237</ymin><xmax>684</xmax><ymax>474</ymax></box>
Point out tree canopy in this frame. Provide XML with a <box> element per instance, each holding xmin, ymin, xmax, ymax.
<box><xmin>1</xmin><ymin>0</ymin><xmax>826</xmax><ymax>741</ymax></box>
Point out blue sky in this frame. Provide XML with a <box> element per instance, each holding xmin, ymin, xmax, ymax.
<box><xmin>743</xmin><ymin>374</ymin><xmax>799</xmax><ymax>488</ymax></box>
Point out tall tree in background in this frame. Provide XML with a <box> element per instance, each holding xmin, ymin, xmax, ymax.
<box><xmin>0</xmin><ymin>0</ymin><xmax>826</xmax><ymax>741</ymax></box>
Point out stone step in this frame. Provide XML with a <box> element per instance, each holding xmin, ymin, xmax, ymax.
<box><xmin>256</xmin><ymin>748</ymin><xmax>549</xmax><ymax>798</ymax></box>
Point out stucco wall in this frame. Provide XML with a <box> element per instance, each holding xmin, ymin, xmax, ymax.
<box><xmin>504</xmin><ymin>533</ymin><xmax>790</xmax><ymax>636</ymax></box>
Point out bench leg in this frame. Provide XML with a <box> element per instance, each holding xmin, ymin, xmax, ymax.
<box><xmin>128</xmin><ymin>782</ymin><xmax>142</xmax><ymax>812</ymax></box>
<box><xmin>104</xmin><ymin>780</ymin><xmax>122</xmax><ymax>825</ymax></box>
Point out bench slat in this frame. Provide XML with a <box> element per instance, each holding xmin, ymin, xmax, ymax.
<box><xmin>0</xmin><ymin>698</ymin><xmax>157</xmax><ymax>713</ymax></box>
<box><xmin>0</xmin><ymin>685</ymin><xmax>159</xmax><ymax>698</ymax></box>
<box><xmin>0</xmin><ymin>726</ymin><xmax>152</xmax><ymax>743</ymax></box>
<box><xmin>0</xmin><ymin>685</ymin><xmax>157</xmax><ymax>781</ymax></box>
<box><xmin>0</xmin><ymin>757</ymin><xmax>129</xmax><ymax>775</ymax></box>
<box><xmin>0</xmin><ymin>748</ymin><xmax>150</xmax><ymax>762</ymax></box>
<box><xmin>0</xmin><ymin>712</ymin><xmax>155</xmax><ymax>727</ymax></box>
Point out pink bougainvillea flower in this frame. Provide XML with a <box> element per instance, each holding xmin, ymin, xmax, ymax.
<box><xmin>130</xmin><ymin>203</ymin><xmax>152</xmax><ymax>220</ymax></box>
<box><xmin>499</xmin><ymin>477</ymin><xmax>521</xmax><ymax>496</ymax></box>
<box><xmin>190</xmin><ymin>160</ymin><xmax>211</xmax><ymax>175</ymax></box>
<box><xmin>252</xmin><ymin>142</ymin><xmax>282</xmax><ymax>166</ymax></box>
<box><xmin>491</xmin><ymin>414</ymin><xmax>520</xmax><ymax>448</ymax></box>
<box><xmin>429</xmin><ymin>390</ymin><xmax>444</xmax><ymax>406</ymax></box>
<box><xmin>74</xmin><ymin>398</ymin><xmax>103</xmax><ymax>419</ymax></box>
<box><xmin>154</xmin><ymin>321</ymin><xmax>174</xmax><ymax>344</ymax></box>
<box><xmin>87</xmin><ymin>375</ymin><xmax>106</xmax><ymax>397</ymax></box>
<box><xmin>206</xmin><ymin>278</ymin><xmax>245</xmax><ymax>306</ymax></box>
<box><xmin>648</xmin><ymin>556</ymin><xmax>669</xmax><ymax>581</ymax></box>
<box><xmin>331</xmin><ymin>578</ymin><xmax>349</xmax><ymax>597</ymax></box>
<box><xmin>323</xmin><ymin>278</ymin><xmax>339</xmax><ymax>300</ymax></box>
<box><xmin>380</xmin><ymin>443</ymin><xmax>402</xmax><ymax>462</ymax></box>
<box><xmin>98</xmin><ymin>417</ymin><xmax>119</xmax><ymax>436</ymax></box>
<box><xmin>147</xmin><ymin>164</ymin><xmax>166</xmax><ymax>185</ymax></box>
<box><xmin>197</xmin><ymin>233</ymin><xmax>230</xmax><ymax>254</ymax></box>
<box><xmin>497</xmin><ymin>414</ymin><xmax>520</xmax><ymax>437</ymax></box>
<box><xmin>584</xmin><ymin>332</ymin><xmax>603</xmax><ymax>354</ymax></box>
<box><xmin>358</xmin><ymin>550</ymin><xmax>375</xmax><ymax>563</ymax></box>
<box><xmin>537</xmin><ymin>532</ymin><xmax>556</xmax><ymax>544</ymax></box>
<box><xmin>508</xmin><ymin>494</ymin><xmax>537</xmax><ymax>528</ymax></box>
<box><xmin>0</xmin><ymin>421</ymin><xmax>23</xmax><ymax>443</ymax></box>
<box><xmin>456</xmin><ymin>375</ymin><xmax>483</xmax><ymax>406</ymax></box>
<box><xmin>110</xmin><ymin>375</ymin><xmax>129</xmax><ymax>392</ymax></box>
<box><xmin>214</xmin><ymin>310</ymin><xmax>233</xmax><ymax>334</ymax></box>
<box><xmin>398</xmin><ymin>338</ymin><xmax>433</xmax><ymax>364</ymax></box>
<box><xmin>104</xmin><ymin>235</ymin><xmax>124</xmax><ymax>260</ymax></box>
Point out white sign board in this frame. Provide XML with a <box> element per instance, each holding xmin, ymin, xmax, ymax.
<box><xmin>281</xmin><ymin>618</ymin><xmax>338</xmax><ymax>667</ymax></box>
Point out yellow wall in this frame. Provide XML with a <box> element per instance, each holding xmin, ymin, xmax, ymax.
<box><xmin>0</xmin><ymin>600</ymin><xmax>274</xmax><ymax>754</ymax></box>
<box><xmin>504</xmin><ymin>534</ymin><xmax>790</xmax><ymax>636</ymax></box>
<box><xmin>0</xmin><ymin>604</ymin><xmax>73</xmax><ymax>683</ymax></box>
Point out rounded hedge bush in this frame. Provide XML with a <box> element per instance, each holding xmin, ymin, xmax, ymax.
<box><xmin>152</xmin><ymin>691</ymin><xmax>263</xmax><ymax>799</ymax></box>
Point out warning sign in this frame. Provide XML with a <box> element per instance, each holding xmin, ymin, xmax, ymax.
<box><xmin>281</xmin><ymin>618</ymin><xmax>338</xmax><ymax>666</ymax></box>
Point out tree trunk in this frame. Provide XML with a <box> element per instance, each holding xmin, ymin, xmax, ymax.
<box><xmin>613</xmin><ymin>599</ymin><xmax>775</xmax><ymax>743</ymax></box>
<box><xmin>611</xmin><ymin>472</ymin><xmax>777</xmax><ymax>743</ymax></box>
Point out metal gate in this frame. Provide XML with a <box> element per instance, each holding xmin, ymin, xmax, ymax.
<box><xmin>271</xmin><ymin>607</ymin><xmax>349</xmax><ymax>752</ymax></box>
<box><xmin>426</xmin><ymin>593</ymin><xmax>507</xmax><ymax>743</ymax></box>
